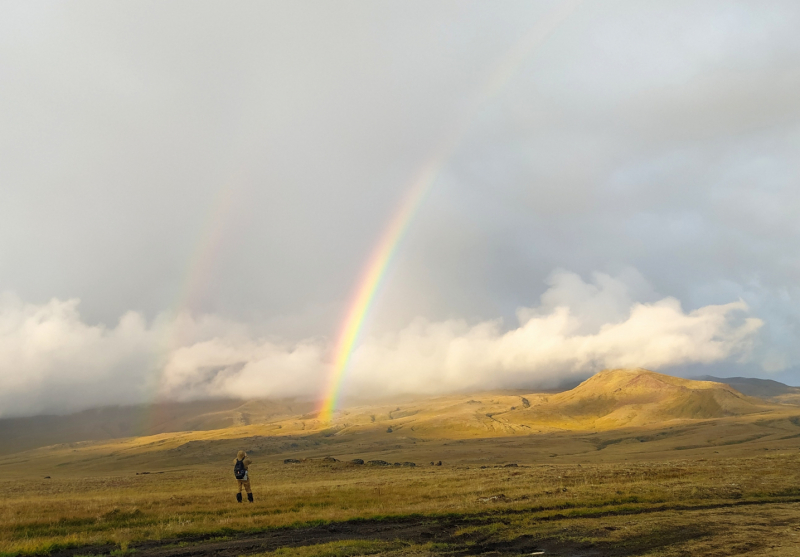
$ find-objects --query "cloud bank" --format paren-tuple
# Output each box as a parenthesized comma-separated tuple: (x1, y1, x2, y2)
(0, 270, 762, 418)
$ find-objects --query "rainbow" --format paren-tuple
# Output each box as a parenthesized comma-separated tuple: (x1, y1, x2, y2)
(317, 0, 582, 423)
(318, 158, 442, 423)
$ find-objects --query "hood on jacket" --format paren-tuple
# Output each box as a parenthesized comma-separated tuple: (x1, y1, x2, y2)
(237, 450, 246, 460)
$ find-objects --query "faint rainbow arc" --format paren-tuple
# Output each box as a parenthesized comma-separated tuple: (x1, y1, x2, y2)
(318, 0, 583, 423)
(142, 178, 240, 434)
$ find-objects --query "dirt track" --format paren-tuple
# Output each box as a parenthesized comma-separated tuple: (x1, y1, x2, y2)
(44, 496, 800, 557)
(47, 513, 588, 557)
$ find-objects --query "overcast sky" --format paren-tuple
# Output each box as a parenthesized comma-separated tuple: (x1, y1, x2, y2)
(2, 1, 800, 417)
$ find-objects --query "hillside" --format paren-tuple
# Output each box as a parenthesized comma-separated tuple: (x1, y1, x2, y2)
(522, 368, 771, 429)
(315, 368, 772, 437)
(0, 368, 782, 460)
(0, 398, 315, 456)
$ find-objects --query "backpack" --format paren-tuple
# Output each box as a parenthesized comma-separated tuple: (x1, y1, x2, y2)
(234, 459, 247, 480)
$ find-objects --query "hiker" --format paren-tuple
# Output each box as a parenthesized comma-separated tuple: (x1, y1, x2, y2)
(234, 450, 253, 503)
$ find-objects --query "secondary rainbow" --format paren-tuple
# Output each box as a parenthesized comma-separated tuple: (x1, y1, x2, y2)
(141, 178, 239, 434)
(317, 0, 582, 423)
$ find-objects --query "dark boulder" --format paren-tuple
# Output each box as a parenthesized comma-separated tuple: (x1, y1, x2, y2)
(350, 458, 364, 465)
(367, 459, 390, 466)
(284, 458, 301, 464)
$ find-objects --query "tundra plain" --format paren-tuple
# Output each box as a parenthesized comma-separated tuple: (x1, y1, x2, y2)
(3, 369, 800, 556)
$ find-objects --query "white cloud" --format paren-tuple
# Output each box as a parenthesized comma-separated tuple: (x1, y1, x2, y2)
(0, 270, 763, 418)
(344, 270, 761, 395)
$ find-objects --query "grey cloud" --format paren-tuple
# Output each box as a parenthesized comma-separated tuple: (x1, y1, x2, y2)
(2, 1, 800, 417)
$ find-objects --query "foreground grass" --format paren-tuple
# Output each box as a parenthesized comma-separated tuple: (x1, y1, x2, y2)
(2, 452, 800, 556)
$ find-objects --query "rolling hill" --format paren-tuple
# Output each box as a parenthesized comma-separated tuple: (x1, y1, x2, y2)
(0, 398, 315, 456)
(523, 368, 772, 428)
(3, 369, 800, 478)
(0, 368, 789, 465)
(307, 368, 775, 437)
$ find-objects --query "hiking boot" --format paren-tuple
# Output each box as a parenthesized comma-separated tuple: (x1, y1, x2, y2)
(236, 493, 242, 503)
(247, 493, 254, 503)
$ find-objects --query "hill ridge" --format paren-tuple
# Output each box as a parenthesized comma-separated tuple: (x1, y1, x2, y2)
(0, 368, 785, 456)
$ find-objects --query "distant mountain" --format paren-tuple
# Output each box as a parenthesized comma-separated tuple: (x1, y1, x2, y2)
(694, 375, 800, 405)
(0, 398, 315, 456)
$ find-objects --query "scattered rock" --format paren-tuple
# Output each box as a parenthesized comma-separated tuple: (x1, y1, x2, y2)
(393, 462, 401, 466)
(521, 397, 530, 408)
(367, 460, 390, 466)
(350, 458, 364, 465)
(402, 461, 416, 467)
(283, 458, 301, 464)
(322, 456, 339, 462)
(43, 476, 51, 479)
(436, 461, 442, 466)
(477, 494, 509, 503)
(504, 463, 518, 468)
(386, 426, 393, 433)
(430, 461, 435, 466)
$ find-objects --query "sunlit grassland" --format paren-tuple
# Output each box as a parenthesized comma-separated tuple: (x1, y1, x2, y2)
(3, 452, 800, 556)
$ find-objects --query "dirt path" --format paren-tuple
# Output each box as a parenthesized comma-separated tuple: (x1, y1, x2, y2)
(46, 497, 800, 557)
(49, 515, 586, 557)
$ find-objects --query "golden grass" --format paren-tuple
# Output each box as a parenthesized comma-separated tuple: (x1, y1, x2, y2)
(4, 370, 800, 555)
(3, 451, 800, 556)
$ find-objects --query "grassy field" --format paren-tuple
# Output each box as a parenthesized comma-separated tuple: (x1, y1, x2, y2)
(3, 445, 800, 556)
(4, 371, 800, 556)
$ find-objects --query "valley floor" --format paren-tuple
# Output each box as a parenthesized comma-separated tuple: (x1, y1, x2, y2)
(4, 373, 800, 556)
(3, 447, 800, 556)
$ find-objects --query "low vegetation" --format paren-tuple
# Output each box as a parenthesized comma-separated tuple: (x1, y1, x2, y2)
(2, 451, 800, 556)
(3, 370, 800, 556)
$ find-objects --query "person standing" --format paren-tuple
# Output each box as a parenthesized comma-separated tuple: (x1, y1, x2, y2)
(234, 450, 253, 503)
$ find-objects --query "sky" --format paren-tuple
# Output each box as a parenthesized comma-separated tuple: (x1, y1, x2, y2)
(2, 1, 800, 418)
